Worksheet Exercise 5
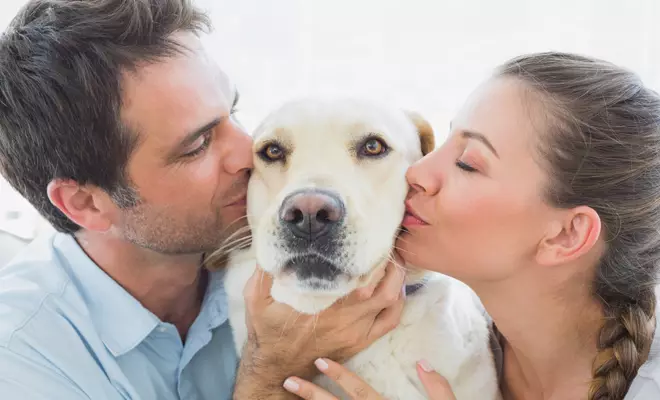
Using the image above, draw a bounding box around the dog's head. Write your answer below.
[247,98,434,313]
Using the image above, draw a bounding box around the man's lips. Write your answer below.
[224,173,250,207]
[402,202,428,226]
[225,194,247,207]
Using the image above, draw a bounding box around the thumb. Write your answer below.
[416,360,457,400]
[243,264,274,311]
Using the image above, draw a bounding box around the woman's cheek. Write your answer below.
[440,190,491,224]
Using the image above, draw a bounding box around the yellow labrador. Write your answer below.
[223,98,500,399]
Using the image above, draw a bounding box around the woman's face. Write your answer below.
[399,77,557,283]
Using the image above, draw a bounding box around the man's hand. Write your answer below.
[233,256,406,399]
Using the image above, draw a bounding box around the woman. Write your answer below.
[282,52,660,399]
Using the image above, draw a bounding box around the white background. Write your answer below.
[1,0,659,238]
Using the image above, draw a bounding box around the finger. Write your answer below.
[416,360,457,400]
[352,265,387,301]
[352,283,377,302]
[243,265,274,312]
[313,358,382,400]
[364,261,406,312]
[350,250,405,304]
[283,377,338,400]
[367,291,405,341]
[390,248,405,266]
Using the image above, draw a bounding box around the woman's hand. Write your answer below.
[282,358,457,400]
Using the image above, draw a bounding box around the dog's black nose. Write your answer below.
[279,189,344,240]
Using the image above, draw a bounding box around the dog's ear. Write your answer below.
[404,110,435,155]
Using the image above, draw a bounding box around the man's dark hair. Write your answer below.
[0,0,211,233]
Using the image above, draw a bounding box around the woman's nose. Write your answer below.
[406,151,441,196]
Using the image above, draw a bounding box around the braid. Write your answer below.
[496,52,660,400]
[589,290,656,400]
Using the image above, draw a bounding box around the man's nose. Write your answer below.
[224,120,254,174]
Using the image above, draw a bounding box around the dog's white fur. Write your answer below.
[223,98,500,399]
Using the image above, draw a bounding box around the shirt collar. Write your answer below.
[53,233,229,357]
[198,266,229,331]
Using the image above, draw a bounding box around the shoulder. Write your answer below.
[0,231,80,347]
[626,288,660,399]
[0,232,111,396]
[0,231,101,363]
[627,346,660,399]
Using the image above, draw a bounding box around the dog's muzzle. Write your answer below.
[279,189,345,240]
[278,188,346,282]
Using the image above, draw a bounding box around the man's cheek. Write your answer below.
[195,161,217,182]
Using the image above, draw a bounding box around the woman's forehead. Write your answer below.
[453,77,541,157]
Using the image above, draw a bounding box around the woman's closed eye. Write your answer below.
[454,145,484,173]
[456,160,478,172]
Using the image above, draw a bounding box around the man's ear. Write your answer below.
[536,206,602,267]
[46,179,115,232]
[404,110,435,156]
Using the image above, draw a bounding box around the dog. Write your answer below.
[221,98,501,399]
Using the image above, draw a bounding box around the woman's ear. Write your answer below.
[536,205,602,267]
[404,110,435,156]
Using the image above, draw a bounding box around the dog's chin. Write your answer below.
[271,279,350,315]
[268,253,395,315]
[267,255,351,314]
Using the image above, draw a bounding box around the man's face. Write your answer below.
[115,32,253,255]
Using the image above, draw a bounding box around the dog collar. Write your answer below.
[405,278,428,296]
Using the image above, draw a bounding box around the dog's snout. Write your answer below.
[279,189,344,239]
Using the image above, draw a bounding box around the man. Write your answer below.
[0,1,405,399]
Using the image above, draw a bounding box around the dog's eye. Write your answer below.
[361,138,388,157]
[260,143,285,162]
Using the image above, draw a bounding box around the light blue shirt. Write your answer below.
[0,232,238,400]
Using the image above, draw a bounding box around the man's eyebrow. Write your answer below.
[450,121,499,158]
[168,117,222,160]
[166,90,238,162]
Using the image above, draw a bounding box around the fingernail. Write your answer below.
[418,359,434,373]
[315,358,329,371]
[283,378,299,392]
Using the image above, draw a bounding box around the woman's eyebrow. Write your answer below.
[449,121,499,158]
[461,130,499,158]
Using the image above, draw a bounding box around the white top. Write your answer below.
[488,289,660,399]
[625,288,660,399]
